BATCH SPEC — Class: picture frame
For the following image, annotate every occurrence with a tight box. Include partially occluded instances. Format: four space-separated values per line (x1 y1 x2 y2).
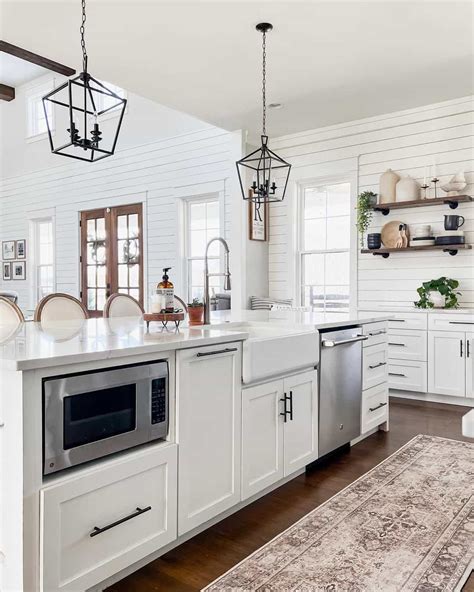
12 261 26 280
249 200 268 241
2 240 15 260
2 262 11 281
15 239 26 259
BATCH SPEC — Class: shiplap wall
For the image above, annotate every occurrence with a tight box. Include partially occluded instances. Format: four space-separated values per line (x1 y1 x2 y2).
0 127 238 309
268 96 474 309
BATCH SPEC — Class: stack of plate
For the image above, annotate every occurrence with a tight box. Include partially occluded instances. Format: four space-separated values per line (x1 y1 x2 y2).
435 230 465 246
411 224 434 246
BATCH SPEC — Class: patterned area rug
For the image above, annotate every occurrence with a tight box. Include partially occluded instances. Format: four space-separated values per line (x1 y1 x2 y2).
204 435 474 592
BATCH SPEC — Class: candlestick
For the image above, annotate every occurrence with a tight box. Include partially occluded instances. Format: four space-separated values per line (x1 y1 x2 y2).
421 183 429 200
431 177 440 199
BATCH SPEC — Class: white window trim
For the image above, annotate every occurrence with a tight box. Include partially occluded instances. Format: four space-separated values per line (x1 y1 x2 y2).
180 192 224 303
28 210 56 309
94 81 128 122
26 80 56 143
293 172 358 314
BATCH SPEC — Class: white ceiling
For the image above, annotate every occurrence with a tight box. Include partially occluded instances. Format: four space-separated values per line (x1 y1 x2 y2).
0 52 50 86
1 0 472 139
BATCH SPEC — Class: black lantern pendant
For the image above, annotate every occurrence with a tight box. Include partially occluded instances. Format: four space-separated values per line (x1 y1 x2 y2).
42 0 126 162
236 23 291 203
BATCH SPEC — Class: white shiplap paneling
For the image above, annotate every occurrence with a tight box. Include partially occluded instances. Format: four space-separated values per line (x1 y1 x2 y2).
268 96 474 309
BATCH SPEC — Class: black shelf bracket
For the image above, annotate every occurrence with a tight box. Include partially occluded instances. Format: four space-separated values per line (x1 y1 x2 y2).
443 248 459 256
373 207 390 216
445 200 459 210
372 252 390 258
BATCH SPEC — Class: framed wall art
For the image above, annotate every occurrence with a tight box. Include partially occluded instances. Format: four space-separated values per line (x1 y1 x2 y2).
16 239 26 259
2 262 11 281
12 261 26 280
249 199 268 241
2 240 15 260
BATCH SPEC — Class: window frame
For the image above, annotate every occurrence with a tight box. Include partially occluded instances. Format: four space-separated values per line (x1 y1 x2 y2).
94 81 127 122
183 194 223 303
29 214 56 307
26 82 55 142
296 175 357 314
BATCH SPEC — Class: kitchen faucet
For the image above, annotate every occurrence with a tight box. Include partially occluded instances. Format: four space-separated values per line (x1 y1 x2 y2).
203 237 231 324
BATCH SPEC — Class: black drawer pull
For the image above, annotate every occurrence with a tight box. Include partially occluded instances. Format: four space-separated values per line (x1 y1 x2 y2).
390 319 406 323
449 321 474 325
196 347 238 357
280 395 288 423
368 330 386 336
388 342 405 347
288 390 293 421
90 506 152 537
368 362 387 369
369 402 387 412
389 372 406 377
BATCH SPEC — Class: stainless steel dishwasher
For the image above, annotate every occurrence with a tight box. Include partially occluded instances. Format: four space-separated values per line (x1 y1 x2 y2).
318 326 367 457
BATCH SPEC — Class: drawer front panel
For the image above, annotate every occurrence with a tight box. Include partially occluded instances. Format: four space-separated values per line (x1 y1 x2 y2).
362 384 388 434
41 444 177 592
428 313 474 333
388 312 428 331
388 361 427 392
363 343 388 390
362 322 388 348
388 329 427 362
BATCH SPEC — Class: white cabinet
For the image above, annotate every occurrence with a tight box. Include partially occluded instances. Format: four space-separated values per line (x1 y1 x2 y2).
176 343 241 536
241 370 318 501
428 331 466 397
363 342 388 390
41 444 177 592
361 383 388 434
388 360 427 392
388 329 427 362
466 334 473 399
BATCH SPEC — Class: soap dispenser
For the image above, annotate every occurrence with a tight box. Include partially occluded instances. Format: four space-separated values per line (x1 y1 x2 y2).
157 267 174 313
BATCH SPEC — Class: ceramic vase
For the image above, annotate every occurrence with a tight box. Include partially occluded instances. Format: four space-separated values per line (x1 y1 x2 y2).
379 169 400 204
396 175 420 202
429 291 445 308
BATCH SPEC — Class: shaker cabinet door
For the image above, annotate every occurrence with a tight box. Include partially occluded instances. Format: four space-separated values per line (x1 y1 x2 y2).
241 380 284 501
428 331 466 397
176 343 242 535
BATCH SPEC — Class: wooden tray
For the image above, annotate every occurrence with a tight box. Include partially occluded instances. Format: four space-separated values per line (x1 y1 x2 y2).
144 312 185 329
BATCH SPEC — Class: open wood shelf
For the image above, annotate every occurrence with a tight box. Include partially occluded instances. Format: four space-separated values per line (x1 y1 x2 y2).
361 244 472 258
371 195 473 215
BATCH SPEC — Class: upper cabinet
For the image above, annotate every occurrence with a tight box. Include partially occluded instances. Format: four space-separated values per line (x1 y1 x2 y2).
176 343 242 536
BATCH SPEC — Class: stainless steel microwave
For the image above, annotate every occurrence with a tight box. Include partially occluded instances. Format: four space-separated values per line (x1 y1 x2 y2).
43 361 169 475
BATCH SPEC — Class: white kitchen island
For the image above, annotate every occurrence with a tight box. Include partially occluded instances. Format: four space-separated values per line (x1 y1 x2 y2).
0 313 389 592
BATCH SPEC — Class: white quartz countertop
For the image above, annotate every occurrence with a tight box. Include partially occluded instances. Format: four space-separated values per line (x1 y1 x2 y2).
0 317 249 371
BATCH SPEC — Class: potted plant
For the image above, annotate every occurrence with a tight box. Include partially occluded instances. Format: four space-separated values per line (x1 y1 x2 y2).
414 277 461 309
187 298 205 325
356 191 377 247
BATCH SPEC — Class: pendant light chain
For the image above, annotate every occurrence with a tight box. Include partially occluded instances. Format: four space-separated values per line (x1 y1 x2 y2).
262 29 267 136
80 0 88 73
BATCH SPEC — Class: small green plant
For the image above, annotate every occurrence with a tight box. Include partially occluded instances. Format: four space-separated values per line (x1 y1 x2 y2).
188 298 203 308
356 191 377 246
414 277 461 309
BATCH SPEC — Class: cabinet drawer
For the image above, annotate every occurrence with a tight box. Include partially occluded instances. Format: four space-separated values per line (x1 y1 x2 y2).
428 313 474 333
388 329 427 362
41 444 177 592
388 360 427 392
388 312 428 331
362 384 388 434
363 342 388 390
362 321 388 348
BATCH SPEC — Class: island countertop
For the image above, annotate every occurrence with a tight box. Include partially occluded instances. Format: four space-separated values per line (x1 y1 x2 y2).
0 317 249 372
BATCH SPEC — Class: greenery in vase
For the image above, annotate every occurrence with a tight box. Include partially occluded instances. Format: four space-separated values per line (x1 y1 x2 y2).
188 297 204 308
414 277 461 309
356 191 377 247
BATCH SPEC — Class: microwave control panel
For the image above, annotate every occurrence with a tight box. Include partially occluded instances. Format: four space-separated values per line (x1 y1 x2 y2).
151 377 167 424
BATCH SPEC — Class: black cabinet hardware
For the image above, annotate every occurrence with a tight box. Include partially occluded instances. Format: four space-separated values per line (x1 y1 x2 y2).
390 319 405 323
288 390 293 421
468 340 471 358
196 347 238 358
369 402 387 412
368 362 387 369
368 330 386 336
90 506 152 537
388 342 405 347
460 339 463 358
389 372 406 377
449 321 474 325
280 395 288 423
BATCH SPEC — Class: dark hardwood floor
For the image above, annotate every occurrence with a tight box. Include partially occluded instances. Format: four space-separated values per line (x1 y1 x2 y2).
107 398 474 592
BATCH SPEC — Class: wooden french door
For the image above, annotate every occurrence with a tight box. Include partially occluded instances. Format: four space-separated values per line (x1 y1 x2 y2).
80 203 144 316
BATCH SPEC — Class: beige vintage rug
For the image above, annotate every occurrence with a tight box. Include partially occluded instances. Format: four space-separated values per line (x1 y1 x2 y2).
204 435 474 592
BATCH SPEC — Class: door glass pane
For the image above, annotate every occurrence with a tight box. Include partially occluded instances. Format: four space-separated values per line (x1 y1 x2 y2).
87 289 96 310
129 264 139 288
117 215 128 239
97 289 106 311
87 266 96 287
87 219 96 241
129 214 138 238
96 218 106 240
118 264 128 288
96 266 106 288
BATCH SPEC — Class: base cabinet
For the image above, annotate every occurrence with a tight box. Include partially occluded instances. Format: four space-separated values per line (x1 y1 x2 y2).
176 343 241 536
41 444 177 592
428 331 466 397
241 370 318 501
466 334 473 399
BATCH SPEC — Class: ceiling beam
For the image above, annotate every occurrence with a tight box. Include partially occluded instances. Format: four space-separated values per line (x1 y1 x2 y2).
0 40 76 77
0 83 15 101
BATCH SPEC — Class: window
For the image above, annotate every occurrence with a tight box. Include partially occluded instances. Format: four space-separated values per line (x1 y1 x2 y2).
299 182 351 314
27 85 53 138
80 204 143 316
185 197 221 302
33 218 55 301
94 81 126 119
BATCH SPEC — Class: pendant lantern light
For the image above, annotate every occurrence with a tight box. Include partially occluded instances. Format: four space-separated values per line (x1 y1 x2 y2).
42 0 127 162
236 23 291 203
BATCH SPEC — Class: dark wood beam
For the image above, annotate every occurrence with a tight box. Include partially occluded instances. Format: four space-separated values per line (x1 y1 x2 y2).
0 40 76 77
0 83 15 101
